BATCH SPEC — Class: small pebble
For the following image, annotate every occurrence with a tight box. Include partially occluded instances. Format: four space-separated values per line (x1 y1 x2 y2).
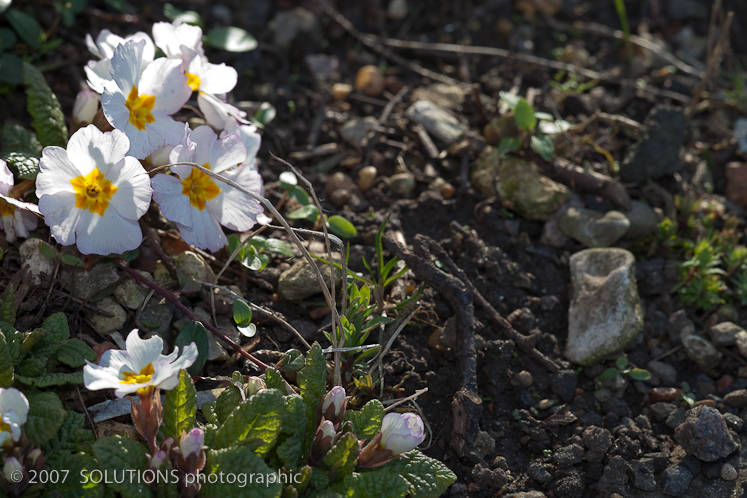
693 399 716 408
538 399 555 411
389 173 416 194
354 65 385 97
515 370 533 389
720 463 738 481
357 166 377 191
438 181 455 199
332 82 352 101
650 387 680 403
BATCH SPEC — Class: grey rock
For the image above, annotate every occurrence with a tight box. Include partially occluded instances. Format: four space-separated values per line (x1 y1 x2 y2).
173 251 216 285
558 208 630 248
89 297 127 336
506 492 547 498
724 389 747 408
405 100 468 145
720 462 738 481
623 200 659 239
527 461 553 483
553 444 584 466
67 264 120 302
630 459 657 491
565 248 643 366
668 309 695 344
620 105 685 183
674 405 739 461
136 295 174 347
582 426 612 454
709 321 743 347
411 83 468 110
19 238 55 286
113 270 151 309
682 335 722 368
666 407 688 429
736 330 747 358
471 462 508 491
388 173 416 195
278 255 344 301
551 370 578 402
651 402 677 422
722 412 744 432
340 117 377 147
647 360 678 385
474 430 496 458
471 150 570 222
596 456 631 497
594 387 612 403
660 465 693 496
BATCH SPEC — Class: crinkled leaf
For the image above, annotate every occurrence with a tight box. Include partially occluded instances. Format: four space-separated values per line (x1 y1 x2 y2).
5 9 45 49
0 331 13 387
92 436 152 498
298 343 327 448
19 328 47 359
1 322 20 363
376 450 458 498
3 151 40 180
215 383 243 425
174 321 208 376
200 446 281 498
206 26 257 52
23 62 67 148
56 338 96 367
26 391 67 446
331 471 409 498
265 238 295 257
212 388 284 455
277 394 307 469
44 410 92 457
162 369 197 440
514 98 536 131
233 299 252 327
44 451 103 498
530 134 555 161
1 123 41 156
327 216 357 239
0 283 14 328
30 312 69 358
16 371 84 387
343 399 384 440
18 356 46 377
202 401 219 425
265 367 285 391
321 432 360 483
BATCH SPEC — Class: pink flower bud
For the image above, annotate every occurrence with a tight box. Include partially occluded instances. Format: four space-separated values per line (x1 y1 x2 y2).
179 428 205 460
321 386 347 425
380 413 425 455
2 457 22 481
245 377 266 396
72 90 100 125
149 450 167 470
320 419 335 440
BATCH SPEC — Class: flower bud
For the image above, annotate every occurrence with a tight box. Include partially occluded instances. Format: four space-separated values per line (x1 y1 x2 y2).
149 450 167 470
380 413 426 455
2 457 22 481
245 377 266 397
320 419 335 440
179 428 205 460
309 419 336 465
321 386 347 425
72 90 100 126
25 448 44 473
148 144 176 168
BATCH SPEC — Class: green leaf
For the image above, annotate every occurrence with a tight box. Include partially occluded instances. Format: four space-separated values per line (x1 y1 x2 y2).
62 254 85 267
376 450 458 498
44 451 103 498
0 53 23 84
18 356 46 377
202 401 219 426
238 323 257 337
200 446 281 498
233 299 252 327
331 471 409 498
615 356 628 369
174 321 208 376
0 28 17 49
26 391 68 446
298 343 327 448
44 410 91 456
265 368 285 391
254 102 276 127
205 27 258 52
38 241 55 258
55 338 96 367
598 367 619 382
31 312 69 358
215 383 243 425
164 3 202 25
498 137 522 155
277 394 307 468
212 388 285 454
498 91 521 110
321 433 360 482
289 185 310 205
5 9 45 49
23 62 68 148
16 371 84 387
162 369 197 440
265 238 295 257
327 216 358 239
289 204 320 222
0 282 14 325
279 171 297 191
343 400 384 440
92 436 153 498
530 135 555 161
628 368 651 381
3 151 40 179
514 98 536 131
0 331 13 387
1 123 41 156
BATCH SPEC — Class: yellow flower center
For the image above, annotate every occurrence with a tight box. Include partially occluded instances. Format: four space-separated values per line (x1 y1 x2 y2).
121 363 155 385
125 86 156 131
0 199 15 218
186 72 201 92
70 168 118 217
181 165 221 211
0 421 10 434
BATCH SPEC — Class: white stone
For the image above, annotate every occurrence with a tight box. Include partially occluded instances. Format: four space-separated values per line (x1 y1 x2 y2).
19 238 55 286
89 297 127 336
405 100 468 145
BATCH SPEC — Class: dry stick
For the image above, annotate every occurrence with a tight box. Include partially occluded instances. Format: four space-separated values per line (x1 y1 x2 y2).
322 4 463 87
382 232 481 459
686 11 734 119
363 86 410 166
444 223 561 373
116 260 270 372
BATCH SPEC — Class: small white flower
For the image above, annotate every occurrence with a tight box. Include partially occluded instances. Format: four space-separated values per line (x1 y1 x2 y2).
179 428 205 459
0 388 29 447
152 21 204 59
102 40 191 159
380 412 426 455
83 329 198 398
0 160 39 244
73 89 100 126
84 29 155 94
198 92 246 131
151 125 264 252
36 125 152 255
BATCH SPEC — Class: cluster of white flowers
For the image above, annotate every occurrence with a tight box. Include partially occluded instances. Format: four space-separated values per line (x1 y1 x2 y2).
0 20 265 256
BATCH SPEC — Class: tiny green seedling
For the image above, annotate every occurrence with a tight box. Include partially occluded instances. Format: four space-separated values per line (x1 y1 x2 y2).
598 356 651 382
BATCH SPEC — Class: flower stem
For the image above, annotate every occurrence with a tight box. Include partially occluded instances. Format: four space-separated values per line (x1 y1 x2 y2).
115 259 269 372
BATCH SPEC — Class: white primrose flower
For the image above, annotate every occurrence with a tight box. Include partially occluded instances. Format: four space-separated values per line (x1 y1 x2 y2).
102 40 191 159
222 116 261 167
84 29 155 94
83 330 198 398
380 412 426 455
198 91 247 131
72 89 101 127
151 125 264 252
0 388 29 447
0 160 39 244
152 21 204 59
36 125 152 255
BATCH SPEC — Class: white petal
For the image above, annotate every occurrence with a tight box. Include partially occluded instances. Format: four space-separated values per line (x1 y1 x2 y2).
127 32 156 64
152 174 194 227
11 211 28 240
189 125 218 167
199 62 238 95
85 59 115 94
0 160 13 196
125 330 164 373
149 361 180 390
83 361 124 391
139 58 190 114
37 147 85 197
96 29 125 59
107 157 152 220
101 90 131 133
109 40 144 94
21 210 38 231
223 118 261 163
75 207 142 255
85 33 102 58
97 347 131 372
197 93 245 130
68 126 130 176
2 215 15 243
0 195 40 216
0 388 29 423
152 22 203 58
147 113 189 154
207 165 263 231
38 192 82 246
208 133 246 174
177 209 226 253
